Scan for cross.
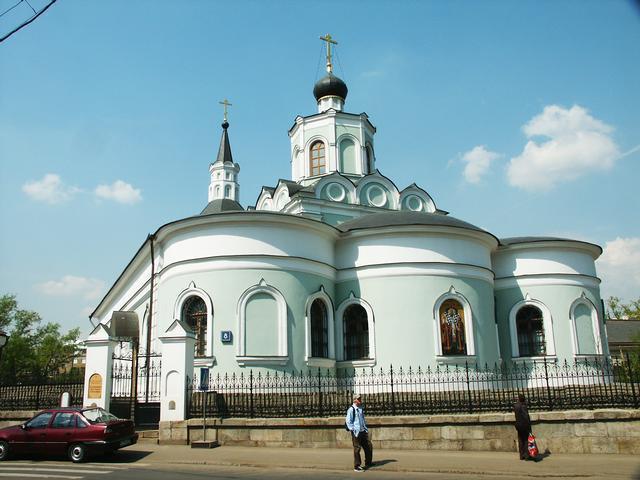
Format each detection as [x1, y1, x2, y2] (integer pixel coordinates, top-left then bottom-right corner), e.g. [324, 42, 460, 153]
[319, 33, 338, 73]
[219, 98, 232, 122]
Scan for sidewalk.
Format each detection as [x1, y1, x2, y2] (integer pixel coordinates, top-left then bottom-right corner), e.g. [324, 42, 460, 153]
[126, 443, 640, 479]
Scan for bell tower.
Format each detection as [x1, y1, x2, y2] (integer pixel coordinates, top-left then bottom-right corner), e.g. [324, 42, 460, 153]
[208, 99, 240, 203]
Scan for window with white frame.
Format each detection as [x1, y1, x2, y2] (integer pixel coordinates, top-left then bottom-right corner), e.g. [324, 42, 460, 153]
[343, 304, 369, 360]
[570, 297, 601, 355]
[516, 306, 546, 357]
[181, 296, 207, 358]
[310, 299, 329, 358]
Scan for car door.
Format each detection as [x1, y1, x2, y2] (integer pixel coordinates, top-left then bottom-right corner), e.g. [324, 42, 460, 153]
[47, 412, 77, 456]
[22, 412, 54, 455]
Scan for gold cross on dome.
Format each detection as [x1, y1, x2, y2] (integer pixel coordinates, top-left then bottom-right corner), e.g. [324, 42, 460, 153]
[219, 98, 232, 122]
[319, 33, 338, 73]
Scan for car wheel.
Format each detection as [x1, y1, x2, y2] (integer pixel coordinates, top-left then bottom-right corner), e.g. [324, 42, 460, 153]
[68, 443, 86, 463]
[0, 440, 9, 461]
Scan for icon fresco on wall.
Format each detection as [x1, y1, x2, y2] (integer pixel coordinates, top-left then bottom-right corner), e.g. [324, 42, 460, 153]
[88, 373, 102, 399]
[440, 300, 466, 355]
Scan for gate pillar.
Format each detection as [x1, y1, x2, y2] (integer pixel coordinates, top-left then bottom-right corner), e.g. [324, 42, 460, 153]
[159, 320, 195, 421]
[83, 324, 117, 410]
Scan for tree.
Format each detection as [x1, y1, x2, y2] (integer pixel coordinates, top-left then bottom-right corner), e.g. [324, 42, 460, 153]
[605, 296, 640, 320]
[0, 294, 81, 383]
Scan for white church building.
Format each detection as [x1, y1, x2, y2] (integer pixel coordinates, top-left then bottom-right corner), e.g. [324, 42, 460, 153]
[83, 38, 607, 421]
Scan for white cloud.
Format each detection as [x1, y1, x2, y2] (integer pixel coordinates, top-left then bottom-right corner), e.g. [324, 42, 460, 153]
[461, 146, 501, 184]
[507, 105, 620, 191]
[22, 174, 80, 204]
[37, 275, 105, 301]
[597, 237, 640, 302]
[94, 180, 142, 204]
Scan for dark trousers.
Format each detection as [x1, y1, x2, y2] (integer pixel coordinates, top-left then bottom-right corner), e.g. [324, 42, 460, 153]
[516, 427, 529, 459]
[352, 431, 373, 468]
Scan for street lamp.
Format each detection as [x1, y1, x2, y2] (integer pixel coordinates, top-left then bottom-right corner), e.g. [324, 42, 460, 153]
[0, 330, 9, 363]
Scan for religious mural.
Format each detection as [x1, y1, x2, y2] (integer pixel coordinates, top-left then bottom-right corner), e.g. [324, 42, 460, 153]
[439, 299, 467, 355]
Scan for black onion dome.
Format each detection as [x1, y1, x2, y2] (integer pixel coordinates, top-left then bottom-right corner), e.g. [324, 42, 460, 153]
[313, 73, 348, 101]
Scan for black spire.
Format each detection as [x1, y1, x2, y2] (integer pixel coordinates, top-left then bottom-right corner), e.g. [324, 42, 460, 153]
[214, 121, 234, 165]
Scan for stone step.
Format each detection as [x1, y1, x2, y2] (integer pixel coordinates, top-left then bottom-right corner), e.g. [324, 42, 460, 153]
[137, 430, 159, 444]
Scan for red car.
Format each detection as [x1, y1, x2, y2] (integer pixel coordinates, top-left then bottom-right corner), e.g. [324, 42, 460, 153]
[0, 407, 138, 463]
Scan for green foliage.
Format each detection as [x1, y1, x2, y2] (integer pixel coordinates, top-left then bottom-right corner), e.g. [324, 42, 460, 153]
[0, 294, 81, 383]
[605, 296, 640, 319]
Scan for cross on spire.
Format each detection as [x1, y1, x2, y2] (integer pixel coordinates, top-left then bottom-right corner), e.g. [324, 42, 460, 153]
[219, 98, 232, 123]
[319, 33, 338, 73]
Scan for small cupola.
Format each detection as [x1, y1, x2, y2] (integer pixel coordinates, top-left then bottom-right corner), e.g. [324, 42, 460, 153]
[314, 34, 348, 112]
[208, 99, 240, 204]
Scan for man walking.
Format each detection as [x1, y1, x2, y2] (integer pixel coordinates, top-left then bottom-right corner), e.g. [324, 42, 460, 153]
[346, 393, 373, 472]
[513, 393, 532, 460]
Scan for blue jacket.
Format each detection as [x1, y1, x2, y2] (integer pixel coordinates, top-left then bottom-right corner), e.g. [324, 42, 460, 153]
[345, 403, 368, 437]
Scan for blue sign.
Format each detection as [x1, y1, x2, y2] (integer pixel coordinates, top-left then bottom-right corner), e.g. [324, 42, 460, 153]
[199, 368, 209, 391]
[221, 330, 233, 343]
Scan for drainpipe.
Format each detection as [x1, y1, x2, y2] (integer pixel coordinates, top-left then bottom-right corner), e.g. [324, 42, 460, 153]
[145, 233, 156, 403]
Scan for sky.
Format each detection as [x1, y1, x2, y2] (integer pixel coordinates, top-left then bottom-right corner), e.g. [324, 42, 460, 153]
[1, 0, 639, 335]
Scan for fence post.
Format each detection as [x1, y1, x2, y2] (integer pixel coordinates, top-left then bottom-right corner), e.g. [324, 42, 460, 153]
[390, 365, 396, 416]
[317, 368, 323, 417]
[465, 361, 472, 414]
[625, 352, 638, 409]
[35, 382, 41, 410]
[543, 357, 553, 411]
[249, 370, 254, 419]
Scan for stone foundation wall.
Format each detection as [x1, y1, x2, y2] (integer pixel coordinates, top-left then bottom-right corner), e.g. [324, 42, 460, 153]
[160, 409, 640, 454]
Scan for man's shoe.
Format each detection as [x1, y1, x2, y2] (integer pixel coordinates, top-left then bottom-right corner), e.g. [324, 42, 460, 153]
[354, 466, 364, 472]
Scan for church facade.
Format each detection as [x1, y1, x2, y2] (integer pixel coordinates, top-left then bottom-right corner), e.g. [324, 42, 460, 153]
[83, 39, 607, 416]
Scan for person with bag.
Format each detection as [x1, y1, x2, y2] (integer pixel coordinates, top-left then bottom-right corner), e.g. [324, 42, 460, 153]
[513, 393, 534, 460]
[345, 393, 373, 472]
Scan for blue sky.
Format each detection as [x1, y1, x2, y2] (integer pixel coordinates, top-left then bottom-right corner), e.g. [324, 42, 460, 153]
[1, 0, 639, 335]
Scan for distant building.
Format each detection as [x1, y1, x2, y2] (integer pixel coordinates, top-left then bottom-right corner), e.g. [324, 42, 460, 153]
[606, 320, 640, 359]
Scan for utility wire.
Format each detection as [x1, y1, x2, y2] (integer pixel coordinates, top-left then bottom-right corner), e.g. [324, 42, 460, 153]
[0, 0, 23, 19]
[23, 0, 36, 15]
[0, 0, 57, 43]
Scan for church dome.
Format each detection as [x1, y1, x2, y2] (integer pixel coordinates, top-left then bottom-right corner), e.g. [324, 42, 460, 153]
[313, 73, 348, 101]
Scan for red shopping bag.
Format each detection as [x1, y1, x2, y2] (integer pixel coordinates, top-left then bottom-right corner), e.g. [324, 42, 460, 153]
[527, 432, 539, 458]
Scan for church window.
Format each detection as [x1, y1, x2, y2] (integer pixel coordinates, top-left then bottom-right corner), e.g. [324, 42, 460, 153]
[224, 185, 231, 198]
[310, 141, 326, 176]
[182, 296, 207, 357]
[215, 186, 221, 198]
[339, 138, 357, 174]
[245, 292, 279, 356]
[310, 299, 328, 358]
[570, 297, 601, 356]
[344, 304, 369, 360]
[516, 306, 546, 357]
[439, 299, 467, 355]
[366, 146, 374, 173]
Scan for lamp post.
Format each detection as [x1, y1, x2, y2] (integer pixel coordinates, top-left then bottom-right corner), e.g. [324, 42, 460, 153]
[0, 330, 9, 364]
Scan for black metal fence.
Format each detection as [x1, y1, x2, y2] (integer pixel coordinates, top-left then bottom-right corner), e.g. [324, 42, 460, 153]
[187, 356, 640, 419]
[0, 371, 85, 411]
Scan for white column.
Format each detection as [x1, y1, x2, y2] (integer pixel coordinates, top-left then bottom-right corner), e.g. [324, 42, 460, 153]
[83, 324, 117, 410]
[159, 320, 195, 422]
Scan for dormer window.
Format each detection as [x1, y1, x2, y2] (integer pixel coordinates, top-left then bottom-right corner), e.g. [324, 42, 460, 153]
[310, 141, 326, 176]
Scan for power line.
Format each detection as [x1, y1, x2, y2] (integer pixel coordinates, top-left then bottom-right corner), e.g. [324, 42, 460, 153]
[0, 0, 24, 19]
[0, 0, 57, 44]
[23, 0, 37, 15]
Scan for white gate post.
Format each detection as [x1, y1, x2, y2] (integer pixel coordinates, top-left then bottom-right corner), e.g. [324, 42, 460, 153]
[159, 320, 195, 421]
[83, 324, 117, 410]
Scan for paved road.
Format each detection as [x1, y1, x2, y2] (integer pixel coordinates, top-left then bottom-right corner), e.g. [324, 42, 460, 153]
[0, 445, 638, 480]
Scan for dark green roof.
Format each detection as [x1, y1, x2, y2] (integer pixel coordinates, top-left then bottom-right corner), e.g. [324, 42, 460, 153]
[337, 211, 492, 237]
[200, 199, 244, 215]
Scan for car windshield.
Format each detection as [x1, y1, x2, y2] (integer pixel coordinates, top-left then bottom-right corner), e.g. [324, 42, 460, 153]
[81, 407, 119, 424]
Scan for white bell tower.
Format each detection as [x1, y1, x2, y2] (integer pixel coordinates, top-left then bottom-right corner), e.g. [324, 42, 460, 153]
[208, 99, 240, 203]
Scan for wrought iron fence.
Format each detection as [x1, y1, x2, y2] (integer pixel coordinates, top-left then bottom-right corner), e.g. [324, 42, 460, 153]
[0, 370, 85, 411]
[187, 355, 640, 419]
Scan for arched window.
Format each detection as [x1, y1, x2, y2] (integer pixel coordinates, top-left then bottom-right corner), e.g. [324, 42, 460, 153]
[310, 299, 328, 358]
[339, 138, 357, 174]
[365, 146, 374, 173]
[570, 297, 602, 355]
[439, 299, 467, 355]
[181, 296, 207, 357]
[224, 185, 231, 198]
[310, 141, 326, 176]
[215, 185, 221, 198]
[516, 306, 546, 357]
[344, 304, 369, 360]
